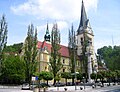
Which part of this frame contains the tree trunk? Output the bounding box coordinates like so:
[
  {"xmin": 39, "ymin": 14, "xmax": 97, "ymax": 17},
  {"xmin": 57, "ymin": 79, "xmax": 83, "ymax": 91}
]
[
  {"xmin": 72, "ymin": 78, "xmax": 74, "ymax": 85},
  {"xmin": 65, "ymin": 79, "xmax": 67, "ymax": 85},
  {"xmin": 53, "ymin": 79, "xmax": 56, "ymax": 85}
]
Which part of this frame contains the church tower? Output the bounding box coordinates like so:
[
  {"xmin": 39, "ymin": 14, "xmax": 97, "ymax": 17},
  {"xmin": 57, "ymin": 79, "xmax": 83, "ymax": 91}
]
[
  {"xmin": 44, "ymin": 23, "xmax": 50, "ymax": 42},
  {"xmin": 76, "ymin": 0, "xmax": 98, "ymax": 82}
]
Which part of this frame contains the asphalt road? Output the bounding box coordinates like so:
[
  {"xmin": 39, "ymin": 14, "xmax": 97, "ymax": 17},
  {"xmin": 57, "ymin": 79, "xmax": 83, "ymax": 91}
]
[
  {"xmin": 0, "ymin": 85, "xmax": 120, "ymax": 92},
  {"xmin": 0, "ymin": 87, "xmax": 32, "ymax": 92}
]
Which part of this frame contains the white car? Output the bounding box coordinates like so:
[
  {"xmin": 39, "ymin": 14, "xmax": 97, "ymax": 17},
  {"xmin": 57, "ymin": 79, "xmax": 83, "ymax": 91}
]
[{"xmin": 21, "ymin": 83, "xmax": 30, "ymax": 90}]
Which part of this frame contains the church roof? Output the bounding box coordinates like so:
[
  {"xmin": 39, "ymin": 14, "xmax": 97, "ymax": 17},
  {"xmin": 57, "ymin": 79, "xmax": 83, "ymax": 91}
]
[
  {"xmin": 77, "ymin": 0, "xmax": 93, "ymax": 35},
  {"xmin": 37, "ymin": 41, "xmax": 69, "ymax": 57}
]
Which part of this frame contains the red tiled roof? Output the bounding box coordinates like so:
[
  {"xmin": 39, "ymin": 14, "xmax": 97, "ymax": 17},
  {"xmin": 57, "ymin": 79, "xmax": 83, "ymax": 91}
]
[
  {"xmin": 37, "ymin": 41, "xmax": 69, "ymax": 57},
  {"xmin": 98, "ymin": 65, "xmax": 107, "ymax": 70}
]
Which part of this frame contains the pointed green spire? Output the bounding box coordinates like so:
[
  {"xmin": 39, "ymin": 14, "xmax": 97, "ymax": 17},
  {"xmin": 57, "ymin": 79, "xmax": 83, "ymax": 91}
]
[
  {"xmin": 46, "ymin": 23, "xmax": 49, "ymax": 34},
  {"xmin": 44, "ymin": 23, "xmax": 50, "ymax": 42}
]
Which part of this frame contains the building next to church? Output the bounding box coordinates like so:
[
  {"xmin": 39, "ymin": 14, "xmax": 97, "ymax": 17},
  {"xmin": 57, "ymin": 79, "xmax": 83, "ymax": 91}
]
[{"xmin": 22, "ymin": 0, "xmax": 98, "ymax": 83}]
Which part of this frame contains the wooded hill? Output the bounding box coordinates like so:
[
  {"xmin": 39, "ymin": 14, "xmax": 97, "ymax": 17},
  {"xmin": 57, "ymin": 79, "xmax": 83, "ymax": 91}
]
[{"xmin": 3, "ymin": 43, "xmax": 23, "ymax": 53}]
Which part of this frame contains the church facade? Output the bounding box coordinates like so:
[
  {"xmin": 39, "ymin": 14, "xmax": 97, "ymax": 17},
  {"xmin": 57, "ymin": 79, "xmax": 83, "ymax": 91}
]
[{"xmin": 23, "ymin": 0, "xmax": 98, "ymax": 83}]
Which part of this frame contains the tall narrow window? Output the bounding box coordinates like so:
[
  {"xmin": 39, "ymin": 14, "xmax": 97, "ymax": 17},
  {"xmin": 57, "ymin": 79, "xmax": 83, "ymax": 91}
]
[
  {"xmin": 81, "ymin": 37, "xmax": 83, "ymax": 46},
  {"xmin": 63, "ymin": 59, "xmax": 65, "ymax": 64},
  {"xmin": 63, "ymin": 69, "xmax": 65, "ymax": 72}
]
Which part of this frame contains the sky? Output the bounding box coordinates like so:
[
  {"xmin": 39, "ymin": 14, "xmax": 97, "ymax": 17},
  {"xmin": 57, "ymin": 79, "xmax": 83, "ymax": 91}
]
[{"xmin": 0, "ymin": 0, "xmax": 120, "ymax": 52}]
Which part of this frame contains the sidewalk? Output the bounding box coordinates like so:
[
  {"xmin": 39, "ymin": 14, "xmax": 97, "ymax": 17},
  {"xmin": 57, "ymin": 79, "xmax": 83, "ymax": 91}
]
[
  {"xmin": 47, "ymin": 86, "xmax": 92, "ymax": 92},
  {"xmin": 45, "ymin": 84, "xmax": 120, "ymax": 92}
]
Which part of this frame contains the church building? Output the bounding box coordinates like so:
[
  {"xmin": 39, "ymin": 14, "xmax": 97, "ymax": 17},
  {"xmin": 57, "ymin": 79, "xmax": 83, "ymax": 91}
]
[
  {"xmin": 23, "ymin": 0, "xmax": 98, "ymax": 83},
  {"xmin": 76, "ymin": 0, "xmax": 98, "ymax": 82}
]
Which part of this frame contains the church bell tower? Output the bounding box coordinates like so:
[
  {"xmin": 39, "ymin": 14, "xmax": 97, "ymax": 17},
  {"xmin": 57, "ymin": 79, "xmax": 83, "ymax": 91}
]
[
  {"xmin": 76, "ymin": 0, "xmax": 98, "ymax": 83},
  {"xmin": 44, "ymin": 23, "xmax": 50, "ymax": 42}
]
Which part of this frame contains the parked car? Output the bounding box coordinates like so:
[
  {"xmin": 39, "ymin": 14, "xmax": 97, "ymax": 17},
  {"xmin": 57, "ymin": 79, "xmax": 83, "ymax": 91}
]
[
  {"xmin": 54, "ymin": 82, "xmax": 65, "ymax": 87},
  {"xmin": 30, "ymin": 84, "xmax": 38, "ymax": 90},
  {"xmin": 66, "ymin": 82, "xmax": 75, "ymax": 86},
  {"xmin": 21, "ymin": 83, "xmax": 30, "ymax": 90},
  {"xmin": 39, "ymin": 83, "xmax": 50, "ymax": 88}
]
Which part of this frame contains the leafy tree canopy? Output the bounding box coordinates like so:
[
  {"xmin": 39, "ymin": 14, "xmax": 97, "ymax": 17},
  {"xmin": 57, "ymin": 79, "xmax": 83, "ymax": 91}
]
[
  {"xmin": 0, "ymin": 55, "xmax": 25, "ymax": 84},
  {"xmin": 97, "ymin": 46, "xmax": 120, "ymax": 70}
]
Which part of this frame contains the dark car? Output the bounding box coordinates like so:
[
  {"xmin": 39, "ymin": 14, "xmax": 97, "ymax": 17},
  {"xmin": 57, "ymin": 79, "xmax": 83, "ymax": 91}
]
[{"xmin": 54, "ymin": 82, "xmax": 65, "ymax": 87}]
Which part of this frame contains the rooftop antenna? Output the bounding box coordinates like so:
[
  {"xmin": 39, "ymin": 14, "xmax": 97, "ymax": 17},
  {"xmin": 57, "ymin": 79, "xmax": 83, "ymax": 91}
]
[{"xmin": 112, "ymin": 35, "xmax": 114, "ymax": 48}]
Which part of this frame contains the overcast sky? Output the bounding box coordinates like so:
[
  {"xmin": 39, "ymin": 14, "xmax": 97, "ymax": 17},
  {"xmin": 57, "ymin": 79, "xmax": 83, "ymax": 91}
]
[{"xmin": 0, "ymin": 0, "xmax": 120, "ymax": 52}]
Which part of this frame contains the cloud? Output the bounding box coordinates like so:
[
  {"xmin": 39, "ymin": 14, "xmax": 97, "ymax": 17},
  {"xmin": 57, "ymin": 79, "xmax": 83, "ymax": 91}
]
[
  {"xmin": 11, "ymin": 0, "xmax": 98, "ymax": 21},
  {"xmin": 37, "ymin": 21, "xmax": 68, "ymax": 32},
  {"xmin": 10, "ymin": 0, "xmax": 98, "ymax": 47}
]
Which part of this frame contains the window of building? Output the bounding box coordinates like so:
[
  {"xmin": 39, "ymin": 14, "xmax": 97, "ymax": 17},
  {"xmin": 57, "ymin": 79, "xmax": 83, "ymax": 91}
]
[
  {"xmin": 63, "ymin": 69, "xmax": 65, "ymax": 72},
  {"xmin": 88, "ymin": 38, "xmax": 92, "ymax": 46},
  {"xmin": 63, "ymin": 59, "xmax": 65, "ymax": 64},
  {"xmin": 45, "ymin": 66, "xmax": 47, "ymax": 70},
  {"xmin": 81, "ymin": 37, "xmax": 83, "ymax": 46}
]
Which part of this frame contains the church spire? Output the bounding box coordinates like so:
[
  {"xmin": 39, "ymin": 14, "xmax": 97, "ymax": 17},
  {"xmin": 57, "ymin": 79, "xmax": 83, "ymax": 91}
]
[
  {"xmin": 77, "ymin": 0, "xmax": 92, "ymax": 35},
  {"xmin": 44, "ymin": 23, "xmax": 50, "ymax": 42}
]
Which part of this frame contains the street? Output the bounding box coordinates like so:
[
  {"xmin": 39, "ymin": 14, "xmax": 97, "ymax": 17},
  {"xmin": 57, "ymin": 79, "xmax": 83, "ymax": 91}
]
[
  {"xmin": 0, "ymin": 86, "xmax": 32, "ymax": 92},
  {"xmin": 0, "ymin": 85, "xmax": 120, "ymax": 92},
  {"xmin": 0, "ymin": 88, "xmax": 32, "ymax": 92}
]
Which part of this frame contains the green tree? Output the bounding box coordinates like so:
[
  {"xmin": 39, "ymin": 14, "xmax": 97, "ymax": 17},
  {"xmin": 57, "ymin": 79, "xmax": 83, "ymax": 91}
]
[
  {"xmin": 24, "ymin": 24, "xmax": 38, "ymax": 85},
  {"xmin": 77, "ymin": 72, "xmax": 83, "ymax": 81},
  {"xmin": 97, "ymin": 71, "xmax": 106, "ymax": 85},
  {"xmin": 97, "ymin": 46, "xmax": 120, "ymax": 70},
  {"xmin": 3, "ymin": 43, "xmax": 23, "ymax": 53},
  {"xmin": 54, "ymin": 74, "xmax": 61, "ymax": 83},
  {"xmin": 49, "ymin": 23, "xmax": 63, "ymax": 85},
  {"xmin": 68, "ymin": 25, "xmax": 76, "ymax": 85},
  {"xmin": 115, "ymin": 70, "xmax": 120, "ymax": 83},
  {"xmin": 0, "ymin": 15, "xmax": 8, "ymax": 73},
  {"xmin": 90, "ymin": 73, "xmax": 97, "ymax": 82},
  {"xmin": 111, "ymin": 71, "xmax": 117, "ymax": 83},
  {"xmin": 61, "ymin": 72, "xmax": 71, "ymax": 85},
  {"xmin": 0, "ymin": 55, "xmax": 25, "ymax": 84},
  {"xmin": 39, "ymin": 71, "xmax": 53, "ymax": 85}
]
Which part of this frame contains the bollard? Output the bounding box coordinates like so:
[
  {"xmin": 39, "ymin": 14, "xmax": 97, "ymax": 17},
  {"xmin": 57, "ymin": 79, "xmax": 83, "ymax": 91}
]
[
  {"xmin": 80, "ymin": 87, "xmax": 83, "ymax": 90},
  {"xmin": 92, "ymin": 85, "xmax": 95, "ymax": 88},
  {"xmin": 64, "ymin": 88, "xmax": 67, "ymax": 91},
  {"xmin": 43, "ymin": 87, "xmax": 46, "ymax": 92}
]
